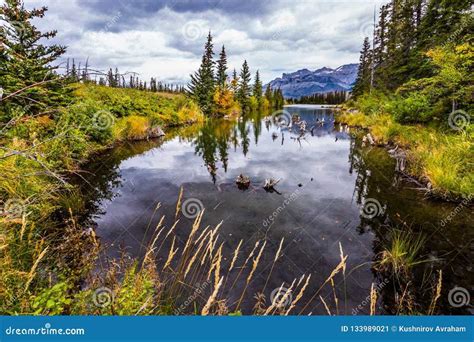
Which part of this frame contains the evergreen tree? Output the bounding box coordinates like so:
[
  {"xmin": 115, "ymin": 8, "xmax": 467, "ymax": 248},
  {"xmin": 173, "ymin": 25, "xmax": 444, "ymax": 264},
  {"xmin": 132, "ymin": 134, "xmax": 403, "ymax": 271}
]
[
  {"xmin": 352, "ymin": 37, "xmax": 372, "ymax": 97},
  {"xmin": 71, "ymin": 59, "xmax": 77, "ymax": 80},
  {"xmin": 107, "ymin": 68, "xmax": 115, "ymax": 87},
  {"xmin": 237, "ymin": 60, "xmax": 251, "ymax": 110},
  {"xmin": 253, "ymin": 70, "xmax": 263, "ymax": 106},
  {"xmin": 264, "ymin": 84, "xmax": 273, "ymax": 108},
  {"xmin": 230, "ymin": 68, "xmax": 239, "ymax": 96},
  {"xmin": 0, "ymin": 0, "xmax": 69, "ymax": 117},
  {"xmin": 216, "ymin": 45, "xmax": 227, "ymax": 88},
  {"xmin": 188, "ymin": 31, "xmax": 215, "ymax": 115}
]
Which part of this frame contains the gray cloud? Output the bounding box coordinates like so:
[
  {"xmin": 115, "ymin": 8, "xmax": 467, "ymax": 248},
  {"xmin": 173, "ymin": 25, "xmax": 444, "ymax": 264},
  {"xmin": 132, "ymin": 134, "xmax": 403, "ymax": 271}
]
[{"xmin": 24, "ymin": 0, "xmax": 388, "ymax": 84}]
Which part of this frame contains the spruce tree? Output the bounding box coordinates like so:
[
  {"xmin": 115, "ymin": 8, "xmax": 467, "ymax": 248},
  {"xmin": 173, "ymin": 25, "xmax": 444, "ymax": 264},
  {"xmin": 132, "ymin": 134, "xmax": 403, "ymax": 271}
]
[
  {"xmin": 253, "ymin": 70, "xmax": 263, "ymax": 106},
  {"xmin": 0, "ymin": 0, "xmax": 69, "ymax": 118},
  {"xmin": 216, "ymin": 45, "xmax": 227, "ymax": 88},
  {"xmin": 237, "ymin": 60, "xmax": 251, "ymax": 111},
  {"xmin": 188, "ymin": 32, "xmax": 215, "ymax": 115},
  {"xmin": 264, "ymin": 84, "xmax": 273, "ymax": 108},
  {"xmin": 352, "ymin": 37, "xmax": 371, "ymax": 97},
  {"xmin": 230, "ymin": 68, "xmax": 239, "ymax": 96}
]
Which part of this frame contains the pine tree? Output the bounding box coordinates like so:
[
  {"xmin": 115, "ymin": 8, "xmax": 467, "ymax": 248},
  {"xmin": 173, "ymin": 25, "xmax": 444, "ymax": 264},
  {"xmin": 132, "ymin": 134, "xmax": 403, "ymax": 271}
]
[
  {"xmin": 216, "ymin": 45, "xmax": 227, "ymax": 88},
  {"xmin": 352, "ymin": 37, "xmax": 372, "ymax": 97},
  {"xmin": 264, "ymin": 84, "xmax": 273, "ymax": 108},
  {"xmin": 71, "ymin": 59, "xmax": 77, "ymax": 80},
  {"xmin": 230, "ymin": 68, "xmax": 239, "ymax": 97},
  {"xmin": 188, "ymin": 32, "xmax": 215, "ymax": 115},
  {"xmin": 237, "ymin": 60, "xmax": 251, "ymax": 111},
  {"xmin": 107, "ymin": 68, "xmax": 115, "ymax": 87},
  {"xmin": 253, "ymin": 70, "xmax": 263, "ymax": 106},
  {"xmin": 0, "ymin": 0, "xmax": 69, "ymax": 117},
  {"xmin": 373, "ymin": 4, "xmax": 390, "ymax": 89}
]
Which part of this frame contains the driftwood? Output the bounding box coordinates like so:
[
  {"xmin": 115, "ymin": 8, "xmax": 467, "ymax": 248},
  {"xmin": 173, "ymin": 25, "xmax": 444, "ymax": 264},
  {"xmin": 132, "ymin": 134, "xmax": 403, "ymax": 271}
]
[
  {"xmin": 263, "ymin": 178, "xmax": 281, "ymax": 191},
  {"xmin": 236, "ymin": 174, "xmax": 250, "ymax": 190}
]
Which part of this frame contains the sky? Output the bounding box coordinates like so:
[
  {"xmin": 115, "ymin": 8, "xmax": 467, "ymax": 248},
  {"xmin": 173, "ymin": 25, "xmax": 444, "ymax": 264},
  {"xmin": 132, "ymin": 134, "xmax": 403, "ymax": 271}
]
[{"xmin": 24, "ymin": 0, "xmax": 388, "ymax": 84}]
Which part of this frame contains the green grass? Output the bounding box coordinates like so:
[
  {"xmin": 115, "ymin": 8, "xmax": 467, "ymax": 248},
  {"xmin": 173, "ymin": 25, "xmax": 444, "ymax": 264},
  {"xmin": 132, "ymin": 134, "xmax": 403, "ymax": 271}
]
[
  {"xmin": 337, "ymin": 108, "xmax": 473, "ymax": 200},
  {"xmin": 0, "ymin": 83, "xmax": 204, "ymax": 314},
  {"xmin": 375, "ymin": 229, "xmax": 427, "ymax": 279}
]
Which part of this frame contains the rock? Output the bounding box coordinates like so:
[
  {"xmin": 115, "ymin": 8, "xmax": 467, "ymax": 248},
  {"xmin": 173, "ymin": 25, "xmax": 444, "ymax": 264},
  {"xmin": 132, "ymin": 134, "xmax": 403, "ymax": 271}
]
[{"xmin": 147, "ymin": 126, "xmax": 165, "ymax": 139}]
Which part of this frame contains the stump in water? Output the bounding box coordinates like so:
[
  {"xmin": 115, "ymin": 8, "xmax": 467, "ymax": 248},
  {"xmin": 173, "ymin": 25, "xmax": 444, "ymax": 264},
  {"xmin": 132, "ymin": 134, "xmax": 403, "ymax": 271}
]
[
  {"xmin": 263, "ymin": 178, "xmax": 281, "ymax": 192},
  {"xmin": 236, "ymin": 174, "xmax": 250, "ymax": 190}
]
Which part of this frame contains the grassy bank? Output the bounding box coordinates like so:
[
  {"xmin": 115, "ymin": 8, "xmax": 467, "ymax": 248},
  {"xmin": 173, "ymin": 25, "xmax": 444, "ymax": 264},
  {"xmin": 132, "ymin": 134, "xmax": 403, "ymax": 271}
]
[
  {"xmin": 337, "ymin": 100, "xmax": 473, "ymax": 200},
  {"xmin": 0, "ymin": 83, "xmax": 203, "ymax": 314}
]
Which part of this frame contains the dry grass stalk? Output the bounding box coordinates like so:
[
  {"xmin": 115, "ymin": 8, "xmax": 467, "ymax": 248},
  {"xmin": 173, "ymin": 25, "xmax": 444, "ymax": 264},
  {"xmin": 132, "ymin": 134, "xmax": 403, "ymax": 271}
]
[
  {"xmin": 181, "ymin": 210, "xmax": 205, "ymax": 258},
  {"xmin": 19, "ymin": 213, "xmax": 27, "ymax": 240},
  {"xmin": 246, "ymin": 241, "xmax": 266, "ymax": 284},
  {"xmin": 175, "ymin": 186, "xmax": 183, "ymax": 220},
  {"xmin": 330, "ymin": 278, "xmax": 339, "ymax": 315},
  {"xmin": 202, "ymin": 276, "xmax": 223, "ymax": 315},
  {"xmin": 156, "ymin": 219, "xmax": 179, "ymax": 256},
  {"xmin": 236, "ymin": 241, "xmax": 267, "ymax": 310},
  {"xmin": 24, "ymin": 246, "xmax": 48, "ymax": 290},
  {"xmin": 299, "ymin": 254, "xmax": 347, "ymax": 314},
  {"xmin": 143, "ymin": 216, "xmax": 166, "ymax": 263},
  {"xmin": 428, "ymin": 270, "xmax": 442, "ymax": 315},
  {"xmin": 228, "ymin": 240, "xmax": 260, "ymax": 293},
  {"xmin": 285, "ymin": 274, "xmax": 311, "ymax": 315},
  {"xmin": 262, "ymin": 237, "xmax": 284, "ymax": 293},
  {"xmin": 183, "ymin": 230, "xmax": 211, "ymax": 278},
  {"xmin": 319, "ymin": 295, "xmax": 332, "ymax": 315},
  {"xmin": 370, "ymin": 282, "xmax": 377, "ymax": 315},
  {"xmin": 200, "ymin": 222, "xmax": 221, "ymax": 266},
  {"xmin": 253, "ymin": 292, "xmax": 266, "ymax": 315},
  {"xmin": 263, "ymin": 279, "xmax": 296, "ymax": 315},
  {"xmin": 162, "ymin": 236, "xmax": 178, "ymax": 271},
  {"xmin": 228, "ymin": 239, "xmax": 243, "ymax": 273}
]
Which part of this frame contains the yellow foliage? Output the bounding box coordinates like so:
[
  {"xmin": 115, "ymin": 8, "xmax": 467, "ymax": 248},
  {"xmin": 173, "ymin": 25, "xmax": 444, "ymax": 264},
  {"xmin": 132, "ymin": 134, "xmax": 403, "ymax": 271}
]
[{"xmin": 213, "ymin": 86, "xmax": 240, "ymax": 117}]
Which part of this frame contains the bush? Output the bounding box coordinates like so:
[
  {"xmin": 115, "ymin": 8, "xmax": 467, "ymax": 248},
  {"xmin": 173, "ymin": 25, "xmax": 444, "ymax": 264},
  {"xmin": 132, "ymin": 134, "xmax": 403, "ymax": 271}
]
[{"xmin": 389, "ymin": 93, "xmax": 433, "ymax": 124}]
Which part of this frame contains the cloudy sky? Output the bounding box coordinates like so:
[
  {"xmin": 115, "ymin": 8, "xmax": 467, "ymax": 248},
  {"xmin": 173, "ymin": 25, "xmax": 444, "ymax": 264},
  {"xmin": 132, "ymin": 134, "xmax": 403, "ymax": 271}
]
[{"xmin": 25, "ymin": 0, "xmax": 387, "ymax": 84}]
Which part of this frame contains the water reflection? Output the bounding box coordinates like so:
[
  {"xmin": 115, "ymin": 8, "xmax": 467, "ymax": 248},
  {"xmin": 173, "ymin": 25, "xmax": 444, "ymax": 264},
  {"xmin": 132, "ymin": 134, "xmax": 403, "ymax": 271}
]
[{"xmin": 77, "ymin": 105, "xmax": 473, "ymax": 315}]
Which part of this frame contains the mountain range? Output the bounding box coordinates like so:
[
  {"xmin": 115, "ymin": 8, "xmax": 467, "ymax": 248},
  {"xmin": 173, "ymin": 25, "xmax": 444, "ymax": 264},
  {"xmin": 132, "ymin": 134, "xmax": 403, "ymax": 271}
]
[{"xmin": 265, "ymin": 63, "xmax": 358, "ymax": 99}]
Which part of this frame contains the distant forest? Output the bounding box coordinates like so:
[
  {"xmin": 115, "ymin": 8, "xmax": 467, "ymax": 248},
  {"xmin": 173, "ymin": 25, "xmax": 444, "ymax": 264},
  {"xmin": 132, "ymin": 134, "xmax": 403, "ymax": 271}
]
[
  {"xmin": 287, "ymin": 90, "xmax": 349, "ymax": 104},
  {"xmin": 64, "ymin": 58, "xmax": 186, "ymax": 93}
]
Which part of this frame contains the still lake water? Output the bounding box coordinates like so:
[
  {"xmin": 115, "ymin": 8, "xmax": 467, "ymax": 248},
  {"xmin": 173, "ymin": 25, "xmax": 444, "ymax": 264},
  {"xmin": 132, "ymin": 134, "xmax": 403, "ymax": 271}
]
[{"xmin": 79, "ymin": 105, "xmax": 473, "ymax": 315}]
